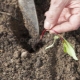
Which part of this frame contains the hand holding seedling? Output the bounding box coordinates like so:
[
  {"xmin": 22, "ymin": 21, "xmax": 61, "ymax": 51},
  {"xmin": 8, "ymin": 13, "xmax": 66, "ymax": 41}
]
[
  {"xmin": 41, "ymin": 0, "xmax": 80, "ymax": 60},
  {"xmin": 44, "ymin": 0, "xmax": 80, "ymax": 33}
]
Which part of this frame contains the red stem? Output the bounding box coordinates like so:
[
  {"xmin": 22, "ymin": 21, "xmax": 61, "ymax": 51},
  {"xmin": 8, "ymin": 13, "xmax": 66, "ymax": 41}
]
[
  {"xmin": 40, "ymin": 27, "xmax": 61, "ymax": 40},
  {"xmin": 40, "ymin": 27, "xmax": 59, "ymax": 39},
  {"xmin": 40, "ymin": 29, "xmax": 47, "ymax": 40}
]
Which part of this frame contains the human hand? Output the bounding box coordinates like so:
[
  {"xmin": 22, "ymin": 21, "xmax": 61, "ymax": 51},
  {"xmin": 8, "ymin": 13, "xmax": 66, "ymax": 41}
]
[{"xmin": 44, "ymin": 0, "xmax": 80, "ymax": 33}]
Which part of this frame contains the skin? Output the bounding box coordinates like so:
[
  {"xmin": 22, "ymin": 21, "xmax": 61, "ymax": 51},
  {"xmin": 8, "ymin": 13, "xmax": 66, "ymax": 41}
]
[{"xmin": 44, "ymin": 0, "xmax": 80, "ymax": 33}]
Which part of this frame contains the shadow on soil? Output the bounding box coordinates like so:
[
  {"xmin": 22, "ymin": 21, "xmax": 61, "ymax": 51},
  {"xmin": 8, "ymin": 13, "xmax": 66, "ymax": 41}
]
[
  {"xmin": 10, "ymin": 7, "xmax": 34, "ymax": 52},
  {"xmin": 10, "ymin": 7, "xmax": 44, "ymax": 53}
]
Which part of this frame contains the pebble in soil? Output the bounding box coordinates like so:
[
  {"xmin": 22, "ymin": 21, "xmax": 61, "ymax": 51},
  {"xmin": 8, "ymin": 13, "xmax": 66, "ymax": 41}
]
[
  {"xmin": 21, "ymin": 51, "xmax": 28, "ymax": 58},
  {"xmin": 13, "ymin": 51, "xmax": 21, "ymax": 59}
]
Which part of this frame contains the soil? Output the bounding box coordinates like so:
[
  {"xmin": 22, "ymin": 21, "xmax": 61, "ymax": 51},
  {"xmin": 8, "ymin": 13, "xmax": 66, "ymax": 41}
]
[{"xmin": 0, "ymin": 0, "xmax": 80, "ymax": 80}]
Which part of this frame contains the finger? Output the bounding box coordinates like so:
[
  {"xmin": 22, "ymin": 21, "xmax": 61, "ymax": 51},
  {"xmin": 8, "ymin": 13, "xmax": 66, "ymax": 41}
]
[
  {"xmin": 50, "ymin": 14, "xmax": 80, "ymax": 33},
  {"xmin": 58, "ymin": 8, "xmax": 71, "ymax": 24},
  {"xmin": 57, "ymin": 16, "xmax": 67, "ymax": 24},
  {"xmin": 44, "ymin": 0, "xmax": 70, "ymax": 30},
  {"xmin": 44, "ymin": 0, "xmax": 69, "ymax": 30}
]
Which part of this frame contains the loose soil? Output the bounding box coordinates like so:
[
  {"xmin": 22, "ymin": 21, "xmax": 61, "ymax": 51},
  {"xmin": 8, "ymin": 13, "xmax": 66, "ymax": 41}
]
[{"xmin": 0, "ymin": 0, "xmax": 80, "ymax": 80}]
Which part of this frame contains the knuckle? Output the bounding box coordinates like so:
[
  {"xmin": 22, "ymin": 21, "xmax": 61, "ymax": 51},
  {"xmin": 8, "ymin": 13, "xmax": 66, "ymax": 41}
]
[{"xmin": 46, "ymin": 11, "xmax": 54, "ymax": 19}]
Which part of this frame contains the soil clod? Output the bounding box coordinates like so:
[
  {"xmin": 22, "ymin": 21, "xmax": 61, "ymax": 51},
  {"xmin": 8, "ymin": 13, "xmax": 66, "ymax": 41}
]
[
  {"xmin": 13, "ymin": 51, "xmax": 21, "ymax": 59},
  {"xmin": 35, "ymin": 57, "xmax": 43, "ymax": 68}
]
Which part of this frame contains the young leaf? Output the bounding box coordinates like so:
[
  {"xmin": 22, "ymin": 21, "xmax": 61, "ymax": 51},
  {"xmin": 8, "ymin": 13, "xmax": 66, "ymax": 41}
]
[{"xmin": 62, "ymin": 38, "xmax": 78, "ymax": 60}]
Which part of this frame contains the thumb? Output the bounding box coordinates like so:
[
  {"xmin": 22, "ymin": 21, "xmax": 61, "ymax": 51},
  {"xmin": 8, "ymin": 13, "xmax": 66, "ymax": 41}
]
[{"xmin": 44, "ymin": 0, "xmax": 69, "ymax": 30}]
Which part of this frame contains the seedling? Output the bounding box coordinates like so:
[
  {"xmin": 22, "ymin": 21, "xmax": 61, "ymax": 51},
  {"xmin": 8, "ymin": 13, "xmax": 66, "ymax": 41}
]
[{"xmin": 40, "ymin": 29, "xmax": 78, "ymax": 60}]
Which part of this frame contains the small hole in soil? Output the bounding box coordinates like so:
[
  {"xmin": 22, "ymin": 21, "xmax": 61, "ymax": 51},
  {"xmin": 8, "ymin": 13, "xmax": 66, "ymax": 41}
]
[
  {"xmin": 33, "ymin": 40, "xmax": 44, "ymax": 51},
  {"xmin": 28, "ymin": 48, "xmax": 35, "ymax": 53},
  {"xmin": 9, "ymin": 6, "xmax": 45, "ymax": 53},
  {"xmin": 20, "ymin": 38, "xmax": 44, "ymax": 53},
  {"xmin": 28, "ymin": 38, "xmax": 44, "ymax": 52}
]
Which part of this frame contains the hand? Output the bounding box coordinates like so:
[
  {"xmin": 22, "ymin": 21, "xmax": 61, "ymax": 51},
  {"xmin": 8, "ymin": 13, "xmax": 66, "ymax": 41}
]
[{"xmin": 44, "ymin": 0, "xmax": 80, "ymax": 33}]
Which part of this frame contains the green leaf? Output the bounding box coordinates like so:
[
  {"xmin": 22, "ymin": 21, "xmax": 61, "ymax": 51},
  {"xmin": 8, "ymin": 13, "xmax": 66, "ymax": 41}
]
[{"xmin": 62, "ymin": 38, "xmax": 78, "ymax": 60}]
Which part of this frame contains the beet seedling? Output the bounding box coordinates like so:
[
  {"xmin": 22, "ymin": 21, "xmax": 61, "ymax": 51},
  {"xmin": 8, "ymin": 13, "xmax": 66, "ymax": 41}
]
[{"xmin": 40, "ymin": 29, "xmax": 78, "ymax": 60}]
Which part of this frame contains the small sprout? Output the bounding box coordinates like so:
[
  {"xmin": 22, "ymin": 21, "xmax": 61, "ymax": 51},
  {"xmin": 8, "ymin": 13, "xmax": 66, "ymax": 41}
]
[
  {"xmin": 46, "ymin": 35, "xmax": 78, "ymax": 60},
  {"xmin": 40, "ymin": 29, "xmax": 78, "ymax": 60}
]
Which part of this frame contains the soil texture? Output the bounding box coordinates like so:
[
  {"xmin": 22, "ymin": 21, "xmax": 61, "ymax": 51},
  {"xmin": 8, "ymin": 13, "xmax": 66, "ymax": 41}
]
[{"xmin": 0, "ymin": 0, "xmax": 80, "ymax": 80}]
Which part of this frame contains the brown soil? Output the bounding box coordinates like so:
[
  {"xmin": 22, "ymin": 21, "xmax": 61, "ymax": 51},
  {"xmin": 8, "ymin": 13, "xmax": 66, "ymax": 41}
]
[{"xmin": 0, "ymin": 0, "xmax": 80, "ymax": 80}]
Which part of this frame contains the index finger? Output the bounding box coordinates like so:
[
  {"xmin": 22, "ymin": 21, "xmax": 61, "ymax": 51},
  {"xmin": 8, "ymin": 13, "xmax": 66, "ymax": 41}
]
[{"xmin": 50, "ymin": 14, "xmax": 80, "ymax": 33}]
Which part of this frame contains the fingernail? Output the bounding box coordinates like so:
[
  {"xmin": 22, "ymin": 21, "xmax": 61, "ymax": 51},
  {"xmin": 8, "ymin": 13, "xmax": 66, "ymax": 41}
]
[{"xmin": 44, "ymin": 21, "xmax": 52, "ymax": 30}]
